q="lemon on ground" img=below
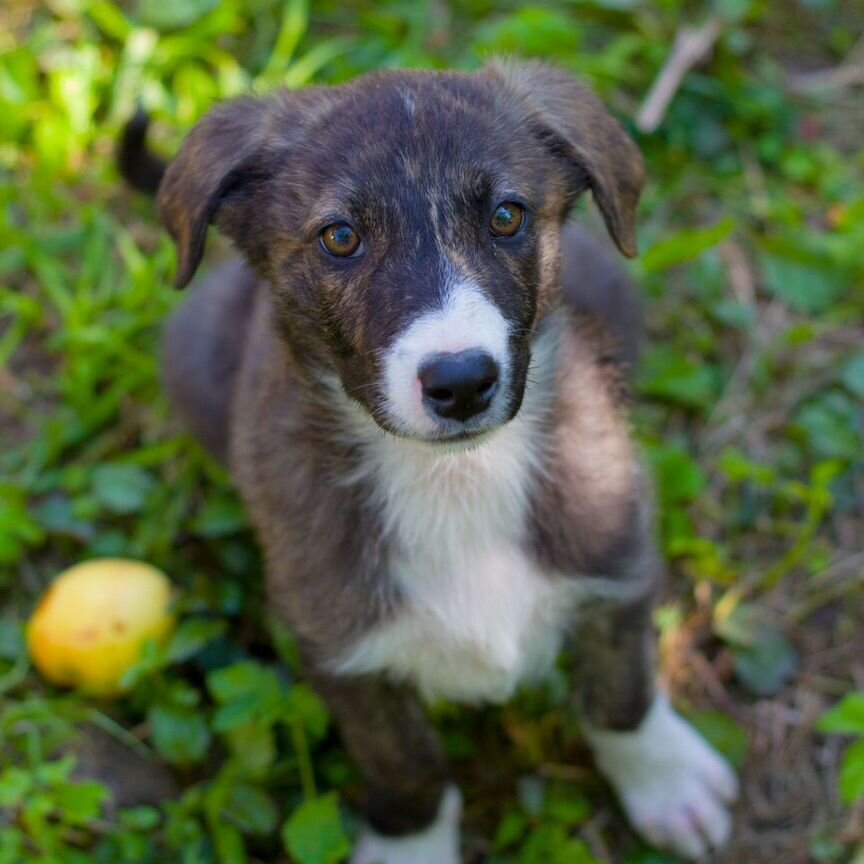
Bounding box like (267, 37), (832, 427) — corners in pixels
(27, 559), (175, 697)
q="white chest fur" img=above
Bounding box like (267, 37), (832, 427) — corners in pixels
(332, 391), (583, 704)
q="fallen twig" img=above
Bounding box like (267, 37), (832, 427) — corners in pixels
(789, 64), (864, 93)
(789, 551), (864, 622)
(789, 34), (864, 94)
(636, 17), (724, 133)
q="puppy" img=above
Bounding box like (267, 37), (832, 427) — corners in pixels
(122, 60), (738, 862)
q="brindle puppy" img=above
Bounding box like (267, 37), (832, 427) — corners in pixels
(122, 60), (738, 862)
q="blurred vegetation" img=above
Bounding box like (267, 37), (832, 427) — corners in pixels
(1, 0), (862, 862)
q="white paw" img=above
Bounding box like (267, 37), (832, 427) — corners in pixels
(584, 694), (739, 861)
(351, 786), (462, 864)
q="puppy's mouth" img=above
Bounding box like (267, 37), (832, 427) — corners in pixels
(370, 412), (503, 447)
(371, 389), (525, 450)
(416, 427), (497, 448)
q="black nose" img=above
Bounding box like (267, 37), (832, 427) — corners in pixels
(418, 349), (500, 421)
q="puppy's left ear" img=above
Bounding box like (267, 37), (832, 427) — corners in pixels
(486, 59), (645, 258)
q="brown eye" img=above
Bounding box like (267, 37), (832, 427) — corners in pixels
(321, 223), (361, 257)
(490, 202), (525, 237)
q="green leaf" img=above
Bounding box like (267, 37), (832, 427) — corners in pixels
(135, 0), (219, 29)
(542, 787), (592, 827)
(688, 711), (748, 769)
(35, 495), (93, 541)
(759, 252), (846, 314)
(225, 784), (278, 836)
(148, 702), (211, 766)
(257, 0), (310, 83)
(120, 806), (161, 831)
(641, 219), (735, 273)
(473, 8), (581, 58)
(0, 828), (24, 864)
(211, 819), (247, 864)
(224, 721), (276, 776)
(794, 392), (860, 461)
(284, 684), (330, 739)
(808, 832), (846, 864)
(818, 694), (864, 735)
(165, 618), (227, 664)
(120, 637), (167, 690)
(208, 660), (286, 731)
(0, 485), (45, 564)
(212, 694), (265, 732)
(34, 755), (76, 785)
(623, 852), (681, 864)
(91, 464), (156, 515)
(208, 660), (276, 703)
(646, 444), (707, 506)
(0, 766), (33, 807)
(189, 496), (247, 538)
(713, 598), (764, 647)
(20, 790), (53, 839)
(54, 781), (107, 825)
(0, 618), (25, 662)
(282, 794), (350, 864)
(637, 347), (719, 410)
(494, 809), (528, 851)
(840, 739), (864, 804)
(841, 353), (864, 398)
(732, 628), (798, 697)
(717, 448), (777, 485)
(575, 0), (640, 8)
(268, 616), (301, 671)
(518, 823), (599, 864)
(713, 0), (757, 22)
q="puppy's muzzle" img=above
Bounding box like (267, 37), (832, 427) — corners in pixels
(419, 349), (500, 422)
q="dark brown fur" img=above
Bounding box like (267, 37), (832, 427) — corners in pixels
(152, 61), (659, 838)
(162, 258), (258, 461)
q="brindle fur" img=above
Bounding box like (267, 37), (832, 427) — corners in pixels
(150, 61), (658, 836)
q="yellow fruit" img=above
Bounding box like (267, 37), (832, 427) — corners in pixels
(27, 559), (175, 698)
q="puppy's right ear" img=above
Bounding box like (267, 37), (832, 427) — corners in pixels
(157, 97), (272, 288)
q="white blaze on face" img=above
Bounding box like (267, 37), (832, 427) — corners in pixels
(380, 278), (511, 437)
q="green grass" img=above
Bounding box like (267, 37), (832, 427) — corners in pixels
(1, 0), (863, 862)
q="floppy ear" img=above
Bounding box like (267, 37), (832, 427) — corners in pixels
(486, 59), (645, 258)
(157, 97), (274, 288)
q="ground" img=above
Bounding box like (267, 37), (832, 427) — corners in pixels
(1, 1), (862, 863)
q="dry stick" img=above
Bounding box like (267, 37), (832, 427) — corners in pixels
(636, 17), (724, 134)
(789, 551), (864, 623)
(788, 34), (864, 93)
(790, 64), (864, 92)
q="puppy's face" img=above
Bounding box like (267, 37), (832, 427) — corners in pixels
(158, 63), (644, 443)
(267, 79), (568, 442)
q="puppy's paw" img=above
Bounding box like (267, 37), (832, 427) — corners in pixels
(351, 786), (462, 864)
(584, 695), (739, 861)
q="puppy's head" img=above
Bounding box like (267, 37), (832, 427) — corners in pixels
(158, 61), (644, 443)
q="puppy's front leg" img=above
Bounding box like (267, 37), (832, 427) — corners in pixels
(305, 664), (461, 864)
(574, 592), (739, 860)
